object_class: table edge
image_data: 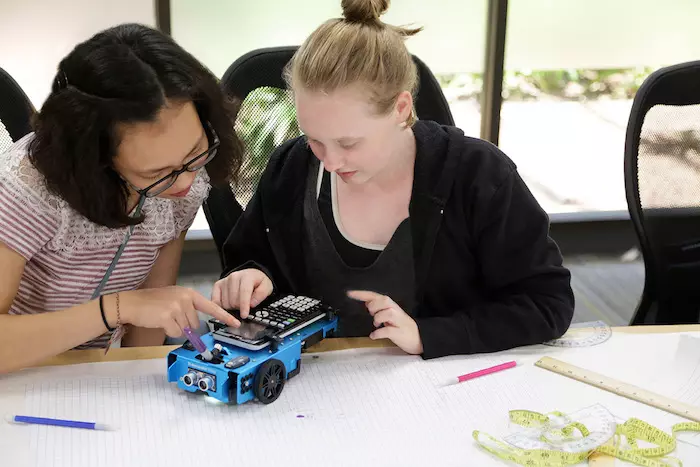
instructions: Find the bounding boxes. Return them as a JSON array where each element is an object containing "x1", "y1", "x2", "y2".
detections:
[{"x1": 32, "y1": 324, "x2": 700, "y2": 368}]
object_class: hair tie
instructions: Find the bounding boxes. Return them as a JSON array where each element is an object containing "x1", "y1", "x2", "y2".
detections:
[{"x1": 55, "y1": 70, "x2": 69, "y2": 90}]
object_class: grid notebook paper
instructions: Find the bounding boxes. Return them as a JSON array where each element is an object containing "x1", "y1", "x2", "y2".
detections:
[{"x1": 1, "y1": 333, "x2": 700, "y2": 467}]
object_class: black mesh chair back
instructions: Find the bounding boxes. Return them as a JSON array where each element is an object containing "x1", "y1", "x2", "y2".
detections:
[
  {"x1": 0, "y1": 67, "x2": 35, "y2": 153},
  {"x1": 205, "y1": 45, "x2": 455, "y2": 261},
  {"x1": 625, "y1": 60, "x2": 700, "y2": 325},
  {"x1": 222, "y1": 47, "x2": 302, "y2": 210}
]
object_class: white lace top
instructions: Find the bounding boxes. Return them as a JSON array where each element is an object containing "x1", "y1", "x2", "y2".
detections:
[{"x1": 0, "y1": 134, "x2": 211, "y2": 349}]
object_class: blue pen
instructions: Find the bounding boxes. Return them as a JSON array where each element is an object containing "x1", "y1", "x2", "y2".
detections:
[{"x1": 7, "y1": 415, "x2": 114, "y2": 431}]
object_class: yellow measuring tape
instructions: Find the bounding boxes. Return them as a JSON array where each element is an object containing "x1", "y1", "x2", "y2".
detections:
[{"x1": 473, "y1": 409, "x2": 700, "y2": 466}]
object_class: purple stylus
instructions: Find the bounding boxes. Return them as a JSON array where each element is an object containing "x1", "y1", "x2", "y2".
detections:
[{"x1": 183, "y1": 327, "x2": 213, "y2": 361}]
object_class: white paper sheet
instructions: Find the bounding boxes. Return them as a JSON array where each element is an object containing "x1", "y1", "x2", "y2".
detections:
[{"x1": 1, "y1": 332, "x2": 699, "y2": 467}]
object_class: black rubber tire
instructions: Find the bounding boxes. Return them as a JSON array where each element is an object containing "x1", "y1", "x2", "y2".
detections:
[{"x1": 254, "y1": 358, "x2": 286, "y2": 404}]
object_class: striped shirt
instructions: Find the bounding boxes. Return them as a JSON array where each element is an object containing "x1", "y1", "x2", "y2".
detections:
[{"x1": 0, "y1": 134, "x2": 210, "y2": 349}]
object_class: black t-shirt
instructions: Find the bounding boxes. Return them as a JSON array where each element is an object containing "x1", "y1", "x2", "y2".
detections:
[{"x1": 316, "y1": 169, "x2": 381, "y2": 268}]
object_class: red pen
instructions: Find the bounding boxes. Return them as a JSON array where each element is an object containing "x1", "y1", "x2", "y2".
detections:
[{"x1": 445, "y1": 361, "x2": 517, "y2": 386}]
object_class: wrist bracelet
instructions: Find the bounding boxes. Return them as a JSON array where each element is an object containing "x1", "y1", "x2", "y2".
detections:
[
  {"x1": 99, "y1": 295, "x2": 114, "y2": 332},
  {"x1": 115, "y1": 292, "x2": 121, "y2": 327}
]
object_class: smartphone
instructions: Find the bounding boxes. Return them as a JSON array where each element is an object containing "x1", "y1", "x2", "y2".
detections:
[{"x1": 211, "y1": 321, "x2": 276, "y2": 351}]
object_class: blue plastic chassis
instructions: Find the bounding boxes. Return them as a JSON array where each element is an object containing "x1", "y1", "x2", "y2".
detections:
[{"x1": 167, "y1": 314, "x2": 338, "y2": 404}]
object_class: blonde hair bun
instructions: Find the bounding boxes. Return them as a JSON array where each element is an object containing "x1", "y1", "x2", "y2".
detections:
[
  {"x1": 341, "y1": 0, "x2": 389, "y2": 24},
  {"x1": 285, "y1": 0, "x2": 423, "y2": 126}
]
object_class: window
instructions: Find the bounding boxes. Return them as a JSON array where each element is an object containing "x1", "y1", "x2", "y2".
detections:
[
  {"x1": 172, "y1": 0, "x2": 488, "y2": 232},
  {"x1": 499, "y1": 0, "x2": 700, "y2": 215},
  {"x1": 0, "y1": 0, "x2": 155, "y2": 109},
  {"x1": 172, "y1": 0, "x2": 487, "y2": 139}
]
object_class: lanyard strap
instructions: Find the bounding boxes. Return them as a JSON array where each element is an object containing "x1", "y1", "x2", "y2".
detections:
[{"x1": 91, "y1": 195, "x2": 146, "y2": 300}]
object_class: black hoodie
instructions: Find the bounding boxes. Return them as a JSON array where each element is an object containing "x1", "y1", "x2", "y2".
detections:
[{"x1": 221, "y1": 120, "x2": 575, "y2": 359}]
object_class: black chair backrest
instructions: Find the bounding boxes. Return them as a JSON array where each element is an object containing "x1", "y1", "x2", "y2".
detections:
[
  {"x1": 625, "y1": 60, "x2": 700, "y2": 325},
  {"x1": 0, "y1": 67, "x2": 35, "y2": 153},
  {"x1": 205, "y1": 45, "x2": 455, "y2": 262}
]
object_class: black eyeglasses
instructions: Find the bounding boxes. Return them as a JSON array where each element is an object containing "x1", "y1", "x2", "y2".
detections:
[{"x1": 127, "y1": 122, "x2": 220, "y2": 197}]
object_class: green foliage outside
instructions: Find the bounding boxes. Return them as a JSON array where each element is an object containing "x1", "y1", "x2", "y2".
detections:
[
  {"x1": 233, "y1": 67, "x2": 656, "y2": 201},
  {"x1": 438, "y1": 67, "x2": 656, "y2": 101},
  {"x1": 233, "y1": 86, "x2": 300, "y2": 202}
]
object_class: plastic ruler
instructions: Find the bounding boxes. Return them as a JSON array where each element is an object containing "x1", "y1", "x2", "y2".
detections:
[{"x1": 534, "y1": 356, "x2": 700, "y2": 423}]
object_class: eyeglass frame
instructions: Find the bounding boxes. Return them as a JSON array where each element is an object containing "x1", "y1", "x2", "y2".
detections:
[{"x1": 123, "y1": 121, "x2": 220, "y2": 198}]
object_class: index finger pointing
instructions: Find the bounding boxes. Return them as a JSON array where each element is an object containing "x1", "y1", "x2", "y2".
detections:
[
  {"x1": 191, "y1": 292, "x2": 240, "y2": 327},
  {"x1": 346, "y1": 290, "x2": 383, "y2": 302}
]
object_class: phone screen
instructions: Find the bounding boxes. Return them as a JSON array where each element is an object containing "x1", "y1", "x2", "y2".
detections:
[{"x1": 222, "y1": 321, "x2": 272, "y2": 342}]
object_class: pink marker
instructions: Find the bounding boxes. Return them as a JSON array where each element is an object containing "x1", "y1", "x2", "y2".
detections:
[{"x1": 445, "y1": 361, "x2": 517, "y2": 386}]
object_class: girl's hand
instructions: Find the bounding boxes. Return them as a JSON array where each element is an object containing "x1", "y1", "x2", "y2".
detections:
[
  {"x1": 211, "y1": 269, "x2": 274, "y2": 318},
  {"x1": 347, "y1": 290, "x2": 423, "y2": 355},
  {"x1": 117, "y1": 286, "x2": 240, "y2": 338}
]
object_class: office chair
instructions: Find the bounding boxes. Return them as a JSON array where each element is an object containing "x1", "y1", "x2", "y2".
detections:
[
  {"x1": 206, "y1": 45, "x2": 455, "y2": 263},
  {"x1": 625, "y1": 60, "x2": 700, "y2": 325},
  {"x1": 0, "y1": 67, "x2": 35, "y2": 153}
]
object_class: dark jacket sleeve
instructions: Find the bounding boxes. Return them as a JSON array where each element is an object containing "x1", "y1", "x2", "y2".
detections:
[
  {"x1": 416, "y1": 167, "x2": 575, "y2": 359},
  {"x1": 219, "y1": 189, "x2": 279, "y2": 291}
]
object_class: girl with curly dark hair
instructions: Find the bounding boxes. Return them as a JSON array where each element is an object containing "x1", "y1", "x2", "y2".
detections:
[{"x1": 0, "y1": 23, "x2": 242, "y2": 373}]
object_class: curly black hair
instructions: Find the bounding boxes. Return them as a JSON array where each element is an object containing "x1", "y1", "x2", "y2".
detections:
[{"x1": 28, "y1": 23, "x2": 243, "y2": 228}]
